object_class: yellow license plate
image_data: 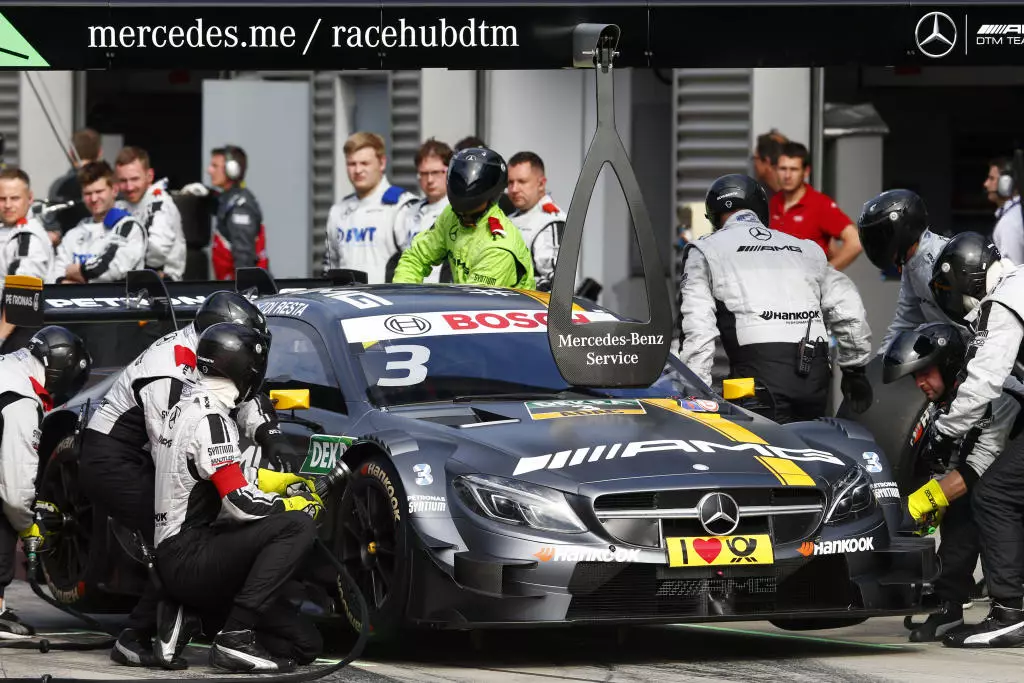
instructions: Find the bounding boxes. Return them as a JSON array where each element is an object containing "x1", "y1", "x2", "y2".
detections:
[{"x1": 666, "y1": 535, "x2": 774, "y2": 567}]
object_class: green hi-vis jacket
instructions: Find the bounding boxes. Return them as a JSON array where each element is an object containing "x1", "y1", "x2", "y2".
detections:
[{"x1": 392, "y1": 204, "x2": 536, "y2": 289}]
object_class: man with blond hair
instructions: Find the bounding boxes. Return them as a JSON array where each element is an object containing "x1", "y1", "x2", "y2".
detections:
[
  {"x1": 115, "y1": 146, "x2": 186, "y2": 281},
  {"x1": 322, "y1": 132, "x2": 417, "y2": 283}
]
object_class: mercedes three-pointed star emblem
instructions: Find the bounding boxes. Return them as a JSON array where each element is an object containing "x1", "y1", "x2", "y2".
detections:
[
  {"x1": 915, "y1": 11, "x2": 957, "y2": 59},
  {"x1": 697, "y1": 492, "x2": 741, "y2": 536},
  {"x1": 749, "y1": 226, "x2": 771, "y2": 241}
]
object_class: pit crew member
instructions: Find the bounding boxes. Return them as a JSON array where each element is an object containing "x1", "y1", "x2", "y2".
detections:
[
  {"x1": 391, "y1": 138, "x2": 453, "y2": 283},
  {"x1": 79, "y1": 292, "x2": 294, "y2": 668},
  {"x1": 882, "y1": 321, "x2": 1023, "y2": 641},
  {"x1": 115, "y1": 146, "x2": 186, "y2": 281},
  {"x1": 0, "y1": 326, "x2": 91, "y2": 636},
  {"x1": 153, "y1": 322, "x2": 323, "y2": 673},
  {"x1": 53, "y1": 161, "x2": 147, "y2": 284},
  {"x1": 505, "y1": 151, "x2": 565, "y2": 290},
  {"x1": 322, "y1": 132, "x2": 418, "y2": 283},
  {"x1": 392, "y1": 148, "x2": 535, "y2": 289},
  {"x1": 678, "y1": 173, "x2": 873, "y2": 423},
  {"x1": 925, "y1": 231, "x2": 1024, "y2": 648}
]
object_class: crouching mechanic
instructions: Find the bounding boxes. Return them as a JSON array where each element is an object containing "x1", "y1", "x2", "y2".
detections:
[
  {"x1": 924, "y1": 231, "x2": 1024, "y2": 647},
  {"x1": 0, "y1": 326, "x2": 92, "y2": 636},
  {"x1": 392, "y1": 148, "x2": 535, "y2": 289},
  {"x1": 78, "y1": 291, "x2": 297, "y2": 667},
  {"x1": 882, "y1": 321, "x2": 1023, "y2": 641},
  {"x1": 679, "y1": 173, "x2": 874, "y2": 423},
  {"x1": 153, "y1": 322, "x2": 324, "y2": 673}
]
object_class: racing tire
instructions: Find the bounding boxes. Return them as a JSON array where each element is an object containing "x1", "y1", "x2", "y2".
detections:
[
  {"x1": 835, "y1": 356, "x2": 930, "y2": 494},
  {"x1": 769, "y1": 617, "x2": 868, "y2": 631},
  {"x1": 333, "y1": 451, "x2": 411, "y2": 641},
  {"x1": 35, "y1": 434, "x2": 94, "y2": 607}
]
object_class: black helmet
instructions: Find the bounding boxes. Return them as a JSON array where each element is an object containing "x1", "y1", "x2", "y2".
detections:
[
  {"x1": 194, "y1": 291, "x2": 269, "y2": 339},
  {"x1": 857, "y1": 189, "x2": 929, "y2": 271},
  {"x1": 26, "y1": 325, "x2": 92, "y2": 406},
  {"x1": 881, "y1": 322, "x2": 966, "y2": 394},
  {"x1": 704, "y1": 174, "x2": 769, "y2": 230},
  {"x1": 929, "y1": 231, "x2": 1002, "y2": 326},
  {"x1": 446, "y1": 148, "x2": 507, "y2": 223},
  {"x1": 195, "y1": 323, "x2": 270, "y2": 405}
]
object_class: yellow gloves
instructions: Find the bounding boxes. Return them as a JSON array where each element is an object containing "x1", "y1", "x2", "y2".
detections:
[
  {"x1": 257, "y1": 468, "x2": 315, "y2": 495},
  {"x1": 908, "y1": 479, "x2": 949, "y2": 535},
  {"x1": 282, "y1": 492, "x2": 324, "y2": 521}
]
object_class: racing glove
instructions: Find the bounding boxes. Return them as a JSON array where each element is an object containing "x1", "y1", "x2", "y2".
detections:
[
  {"x1": 256, "y1": 426, "x2": 299, "y2": 472},
  {"x1": 281, "y1": 491, "x2": 324, "y2": 521},
  {"x1": 907, "y1": 479, "x2": 949, "y2": 524},
  {"x1": 840, "y1": 366, "x2": 873, "y2": 414},
  {"x1": 256, "y1": 468, "x2": 315, "y2": 496}
]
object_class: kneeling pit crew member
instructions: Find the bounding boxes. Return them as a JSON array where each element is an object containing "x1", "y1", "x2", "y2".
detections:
[
  {"x1": 924, "y1": 231, "x2": 1024, "y2": 648},
  {"x1": 153, "y1": 322, "x2": 324, "y2": 673},
  {"x1": 79, "y1": 291, "x2": 296, "y2": 668},
  {"x1": 392, "y1": 147, "x2": 535, "y2": 289},
  {"x1": 882, "y1": 321, "x2": 1023, "y2": 641},
  {"x1": 857, "y1": 188, "x2": 965, "y2": 356},
  {"x1": 53, "y1": 161, "x2": 147, "y2": 284},
  {"x1": 0, "y1": 327, "x2": 91, "y2": 636},
  {"x1": 678, "y1": 173, "x2": 874, "y2": 424}
]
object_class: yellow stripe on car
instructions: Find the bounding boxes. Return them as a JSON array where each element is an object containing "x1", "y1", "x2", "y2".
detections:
[
  {"x1": 513, "y1": 289, "x2": 584, "y2": 311},
  {"x1": 754, "y1": 455, "x2": 815, "y2": 487},
  {"x1": 641, "y1": 399, "x2": 767, "y2": 444}
]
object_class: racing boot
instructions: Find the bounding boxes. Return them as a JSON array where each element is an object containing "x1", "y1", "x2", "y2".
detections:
[
  {"x1": 0, "y1": 606, "x2": 34, "y2": 639},
  {"x1": 210, "y1": 629, "x2": 296, "y2": 673},
  {"x1": 110, "y1": 628, "x2": 159, "y2": 667},
  {"x1": 943, "y1": 602, "x2": 1024, "y2": 648},
  {"x1": 905, "y1": 600, "x2": 963, "y2": 642},
  {"x1": 153, "y1": 599, "x2": 202, "y2": 669}
]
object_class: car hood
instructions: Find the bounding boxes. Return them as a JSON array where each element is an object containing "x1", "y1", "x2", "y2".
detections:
[{"x1": 384, "y1": 397, "x2": 856, "y2": 490}]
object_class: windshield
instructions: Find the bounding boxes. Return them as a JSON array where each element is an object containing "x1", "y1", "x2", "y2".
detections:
[{"x1": 342, "y1": 309, "x2": 714, "y2": 407}]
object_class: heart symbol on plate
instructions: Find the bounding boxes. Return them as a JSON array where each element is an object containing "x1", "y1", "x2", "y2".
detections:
[{"x1": 693, "y1": 538, "x2": 723, "y2": 564}]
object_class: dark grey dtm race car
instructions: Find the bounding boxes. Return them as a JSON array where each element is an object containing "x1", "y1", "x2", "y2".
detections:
[{"x1": 25, "y1": 272, "x2": 936, "y2": 638}]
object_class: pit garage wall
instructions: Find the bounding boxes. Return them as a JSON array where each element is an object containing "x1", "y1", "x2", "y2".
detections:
[{"x1": 18, "y1": 71, "x2": 75, "y2": 201}]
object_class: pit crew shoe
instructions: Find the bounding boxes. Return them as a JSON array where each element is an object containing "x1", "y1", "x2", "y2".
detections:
[
  {"x1": 110, "y1": 628, "x2": 159, "y2": 667},
  {"x1": 153, "y1": 600, "x2": 201, "y2": 669},
  {"x1": 0, "y1": 608, "x2": 34, "y2": 639},
  {"x1": 943, "y1": 603, "x2": 1024, "y2": 648},
  {"x1": 210, "y1": 630, "x2": 296, "y2": 673},
  {"x1": 907, "y1": 601, "x2": 963, "y2": 642}
]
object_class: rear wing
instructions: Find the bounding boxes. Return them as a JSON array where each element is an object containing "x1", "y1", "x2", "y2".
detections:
[{"x1": 2, "y1": 267, "x2": 368, "y2": 328}]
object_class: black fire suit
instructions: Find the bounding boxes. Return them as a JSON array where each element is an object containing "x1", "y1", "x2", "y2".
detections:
[
  {"x1": 679, "y1": 210, "x2": 872, "y2": 422},
  {"x1": 78, "y1": 322, "x2": 282, "y2": 633},
  {"x1": 933, "y1": 264, "x2": 1024, "y2": 609},
  {"x1": 152, "y1": 389, "x2": 321, "y2": 664}
]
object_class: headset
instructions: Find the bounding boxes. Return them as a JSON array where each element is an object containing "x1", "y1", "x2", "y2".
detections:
[
  {"x1": 997, "y1": 159, "x2": 1016, "y2": 199},
  {"x1": 223, "y1": 145, "x2": 245, "y2": 182}
]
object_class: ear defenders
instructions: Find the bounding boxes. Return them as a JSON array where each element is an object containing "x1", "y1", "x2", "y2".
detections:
[
  {"x1": 223, "y1": 146, "x2": 244, "y2": 182},
  {"x1": 997, "y1": 161, "x2": 1016, "y2": 199}
]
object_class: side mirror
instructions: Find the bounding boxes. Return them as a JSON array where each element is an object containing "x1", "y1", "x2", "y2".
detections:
[
  {"x1": 722, "y1": 378, "x2": 756, "y2": 401},
  {"x1": 270, "y1": 389, "x2": 310, "y2": 411}
]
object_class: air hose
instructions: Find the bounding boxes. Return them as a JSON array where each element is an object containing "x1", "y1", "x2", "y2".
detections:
[{"x1": 2, "y1": 463, "x2": 371, "y2": 682}]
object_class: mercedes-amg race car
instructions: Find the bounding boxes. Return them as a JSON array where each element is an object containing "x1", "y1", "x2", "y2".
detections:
[{"x1": 23, "y1": 271, "x2": 936, "y2": 637}]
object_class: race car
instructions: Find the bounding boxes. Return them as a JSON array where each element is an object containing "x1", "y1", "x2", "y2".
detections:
[{"x1": 22, "y1": 271, "x2": 937, "y2": 637}]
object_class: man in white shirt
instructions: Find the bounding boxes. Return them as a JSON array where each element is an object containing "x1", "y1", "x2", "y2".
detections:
[
  {"x1": 115, "y1": 146, "x2": 186, "y2": 281},
  {"x1": 391, "y1": 138, "x2": 453, "y2": 283},
  {"x1": 322, "y1": 132, "x2": 418, "y2": 283},
  {"x1": 983, "y1": 157, "x2": 1024, "y2": 265},
  {"x1": 505, "y1": 151, "x2": 565, "y2": 290}
]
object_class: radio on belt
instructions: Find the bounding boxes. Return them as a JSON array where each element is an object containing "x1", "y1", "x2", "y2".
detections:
[{"x1": 796, "y1": 314, "x2": 815, "y2": 377}]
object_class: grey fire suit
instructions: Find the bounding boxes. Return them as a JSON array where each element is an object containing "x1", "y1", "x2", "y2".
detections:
[
  {"x1": 0, "y1": 217, "x2": 56, "y2": 287},
  {"x1": 508, "y1": 193, "x2": 564, "y2": 290},
  {"x1": 53, "y1": 211, "x2": 147, "y2": 283},
  {"x1": 992, "y1": 197, "x2": 1024, "y2": 268},
  {"x1": 679, "y1": 209, "x2": 872, "y2": 388},
  {"x1": 392, "y1": 196, "x2": 450, "y2": 283},
  {"x1": 117, "y1": 179, "x2": 186, "y2": 281},
  {"x1": 877, "y1": 228, "x2": 965, "y2": 355}
]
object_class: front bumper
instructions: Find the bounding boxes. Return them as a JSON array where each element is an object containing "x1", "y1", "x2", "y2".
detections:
[{"x1": 405, "y1": 527, "x2": 938, "y2": 628}]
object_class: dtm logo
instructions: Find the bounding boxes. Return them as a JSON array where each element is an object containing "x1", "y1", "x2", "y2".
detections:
[{"x1": 338, "y1": 227, "x2": 377, "y2": 242}]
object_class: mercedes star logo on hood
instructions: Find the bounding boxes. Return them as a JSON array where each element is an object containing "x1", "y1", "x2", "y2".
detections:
[
  {"x1": 915, "y1": 11, "x2": 957, "y2": 59},
  {"x1": 698, "y1": 492, "x2": 740, "y2": 536}
]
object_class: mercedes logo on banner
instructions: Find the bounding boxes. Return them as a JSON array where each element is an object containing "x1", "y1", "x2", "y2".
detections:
[
  {"x1": 697, "y1": 492, "x2": 741, "y2": 536},
  {"x1": 915, "y1": 11, "x2": 957, "y2": 59}
]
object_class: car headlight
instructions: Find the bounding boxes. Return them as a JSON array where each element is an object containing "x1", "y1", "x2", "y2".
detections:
[
  {"x1": 823, "y1": 465, "x2": 876, "y2": 525},
  {"x1": 453, "y1": 474, "x2": 588, "y2": 534}
]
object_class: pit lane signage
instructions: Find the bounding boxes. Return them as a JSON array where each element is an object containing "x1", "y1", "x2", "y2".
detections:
[
  {"x1": 524, "y1": 398, "x2": 646, "y2": 420},
  {"x1": 300, "y1": 434, "x2": 354, "y2": 475}
]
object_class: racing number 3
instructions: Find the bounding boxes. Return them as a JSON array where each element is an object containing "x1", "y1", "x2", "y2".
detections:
[{"x1": 377, "y1": 344, "x2": 431, "y2": 387}]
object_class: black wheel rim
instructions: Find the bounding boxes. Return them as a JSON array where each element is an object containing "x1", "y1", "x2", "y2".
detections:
[
  {"x1": 38, "y1": 453, "x2": 92, "y2": 591},
  {"x1": 338, "y1": 476, "x2": 400, "y2": 611}
]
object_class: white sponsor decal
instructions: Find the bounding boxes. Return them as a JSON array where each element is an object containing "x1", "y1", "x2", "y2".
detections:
[
  {"x1": 871, "y1": 481, "x2": 900, "y2": 499},
  {"x1": 341, "y1": 309, "x2": 618, "y2": 343},
  {"x1": 413, "y1": 463, "x2": 433, "y2": 486},
  {"x1": 861, "y1": 451, "x2": 883, "y2": 473},
  {"x1": 322, "y1": 290, "x2": 393, "y2": 309},
  {"x1": 257, "y1": 300, "x2": 310, "y2": 317},
  {"x1": 512, "y1": 439, "x2": 846, "y2": 476},
  {"x1": 533, "y1": 546, "x2": 641, "y2": 563},
  {"x1": 798, "y1": 536, "x2": 875, "y2": 557},
  {"x1": 45, "y1": 295, "x2": 208, "y2": 309},
  {"x1": 408, "y1": 495, "x2": 446, "y2": 513}
]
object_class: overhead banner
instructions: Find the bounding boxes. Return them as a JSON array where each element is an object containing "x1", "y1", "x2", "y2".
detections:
[{"x1": 2, "y1": 4, "x2": 1023, "y2": 69}]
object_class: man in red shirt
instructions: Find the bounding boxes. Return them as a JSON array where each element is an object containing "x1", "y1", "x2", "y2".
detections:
[{"x1": 769, "y1": 141, "x2": 863, "y2": 271}]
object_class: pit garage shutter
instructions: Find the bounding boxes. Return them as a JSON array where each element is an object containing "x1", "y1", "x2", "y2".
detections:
[
  {"x1": 388, "y1": 70, "x2": 422, "y2": 195},
  {"x1": 0, "y1": 73, "x2": 19, "y2": 167},
  {"x1": 672, "y1": 68, "x2": 752, "y2": 214},
  {"x1": 309, "y1": 72, "x2": 336, "y2": 275}
]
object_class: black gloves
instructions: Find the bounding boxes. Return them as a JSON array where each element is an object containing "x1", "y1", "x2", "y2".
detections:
[
  {"x1": 255, "y1": 423, "x2": 299, "y2": 472},
  {"x1": 840, "y1": 365, "x2": 873, "y2": 414}
]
